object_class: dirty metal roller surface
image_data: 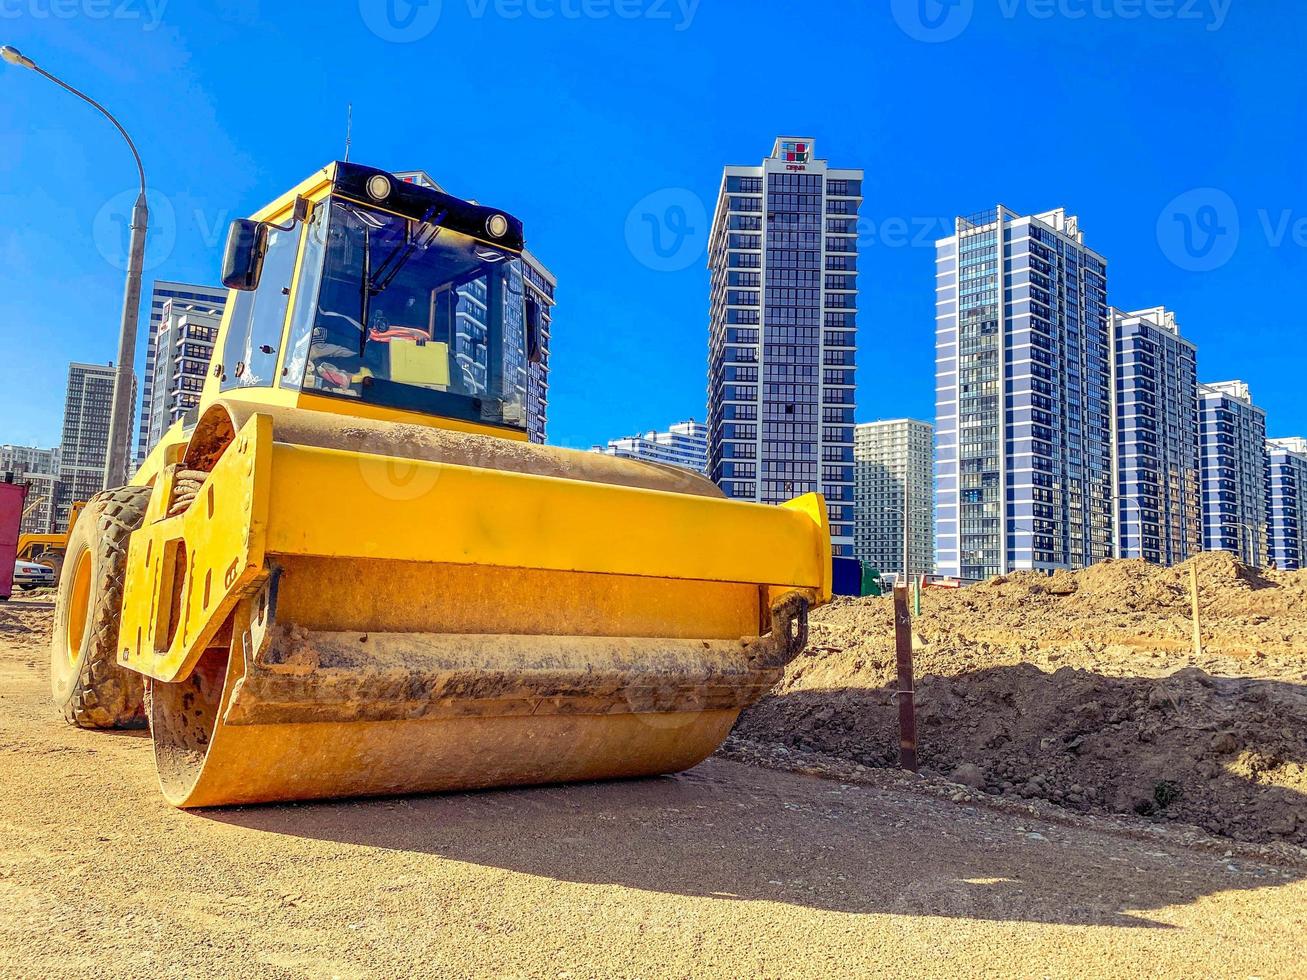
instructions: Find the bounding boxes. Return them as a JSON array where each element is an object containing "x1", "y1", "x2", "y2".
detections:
[{"x1": 150, "y1": 590, "x2": 810, "y2": 807}]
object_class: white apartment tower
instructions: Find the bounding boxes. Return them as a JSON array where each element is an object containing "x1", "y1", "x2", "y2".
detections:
[
  {"x1": 854, "y1": 419, "x2": 934, "y2": 578},
  {"x1": 136, "y1": 281, "x2": 229, "y2": 464},
  {"x1": 140, "y1": 298, "x2": 225, "y2": 456},
  {"x1": 1267, "y1": 436, "x2": 1305, "y2": 570},
  {"x1": 1109, "y1": 306, "x2": 1201, "y2": 565},
  {"x1": 935, "y1": 206, "x2": 1112, "y2": 579},
  {"x1": 593, "y1": 420, "x2": 708, "y2": 475},
  {"x1": 57, "y1": 362, "x2": 119, "y2": 530},
  {"x1": 1198, "y1": 381, "x2": 1269, "y2": 565}
]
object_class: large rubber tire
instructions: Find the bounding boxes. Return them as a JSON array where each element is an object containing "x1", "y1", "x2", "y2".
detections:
[{"x1": 50, "y1": 486, "x2": 152, "y2": 729}]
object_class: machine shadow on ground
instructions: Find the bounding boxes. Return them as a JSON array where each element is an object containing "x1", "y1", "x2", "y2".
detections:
[{"x1": 204, "y1": 752, "x2": 1304, "y2": 929}]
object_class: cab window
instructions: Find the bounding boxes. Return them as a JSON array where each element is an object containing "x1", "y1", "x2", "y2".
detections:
[{"x1": 220, "y1": 222, "x2": 303, "y2": 390}]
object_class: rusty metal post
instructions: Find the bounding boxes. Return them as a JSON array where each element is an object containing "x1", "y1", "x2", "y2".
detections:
[
  {"x1": 1189, "y1": 562, "x2": 1203, "y2": 658},
  {"x1": 893, "y1": 583, "x2": 918, "y2": 772}
]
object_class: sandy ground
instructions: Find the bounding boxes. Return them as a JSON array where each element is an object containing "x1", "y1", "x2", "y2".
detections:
[{"x1": 1, "y1": 601, "x2": 1305, "y2": 978}]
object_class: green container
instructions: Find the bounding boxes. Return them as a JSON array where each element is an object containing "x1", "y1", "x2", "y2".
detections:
[{"x1": 860, "y1": 563, "x2": 883, "y2": 597}]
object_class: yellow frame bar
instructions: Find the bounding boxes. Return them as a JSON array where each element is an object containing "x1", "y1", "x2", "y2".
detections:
[
  {"x1": 263, "y1": 442, "x2": 829, "y2": 589},
  {"x1": 119, "y1": 416, "x2": 273, "y2": 683}
]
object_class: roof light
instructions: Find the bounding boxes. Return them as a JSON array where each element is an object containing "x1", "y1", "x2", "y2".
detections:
[
  {"x1": 486, "y1": 213, "x2": 509, "y2": 238},
  {"x1": 366, "y1": 174, "x2": 392, "y2": 201}
]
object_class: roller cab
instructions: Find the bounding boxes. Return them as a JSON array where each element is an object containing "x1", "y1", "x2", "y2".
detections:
[{"x1": 53, "y1": 163, "x2": 832, "y2": 808}]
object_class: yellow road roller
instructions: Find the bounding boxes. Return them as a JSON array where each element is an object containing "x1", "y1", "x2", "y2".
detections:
[{"x1": 50, "y1": 162, "x2": 831, "y2": 807}]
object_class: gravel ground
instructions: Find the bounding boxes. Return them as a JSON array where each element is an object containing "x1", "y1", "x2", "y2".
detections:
[{"x1": 1, "y1": 601, "x2": 1305, "y2": 978}]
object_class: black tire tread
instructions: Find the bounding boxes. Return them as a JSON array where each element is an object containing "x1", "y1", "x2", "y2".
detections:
[{"x1": 57, "y1": 486, "x2": 151, "y2": 729}]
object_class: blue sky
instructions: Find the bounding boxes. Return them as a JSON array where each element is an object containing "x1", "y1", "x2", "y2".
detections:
[{"x1": 1, "y1": 0, "x2": 1303, "y2": 451}]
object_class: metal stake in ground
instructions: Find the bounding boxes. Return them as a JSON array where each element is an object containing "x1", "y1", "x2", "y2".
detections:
[{"x1": 893, "y1": 583, "x2": 918, "y2": 772}]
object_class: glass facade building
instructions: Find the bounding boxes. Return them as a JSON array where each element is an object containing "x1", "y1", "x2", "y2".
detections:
[
  {"x1": 593, "y1": 420, "x2": 708, "y2": 475},
  {"x1": 935, "y1": 206, "x2": 1112, "y2": 579},
  {"x1": 139, "y1": 299, "x2": 225, "y2": 459},
  {"x1": 57, "y1": 362, "x2": 121, "y2": 530},
  {"x1": 1198, "y1": 381, "x2": 1269, "y2": 565},
  {"x1": 707, "y1": 138, "x2": 860, "y2": 557},
  {"x1": 853, "y1": 419, "x2": 934, "y2": 578},
  {"x1": 1109, "y1": 307, "x2": 1200, "y2": 565},
  {"x1": 136, "y1": 281, "x2": 229, "y2": 464},
  {"x1": 1267, "y1": 436, "x2": 1306, "y2": 570},
  {"x1": 521, "y1": 253, "x2": 556, "y2": 444}
]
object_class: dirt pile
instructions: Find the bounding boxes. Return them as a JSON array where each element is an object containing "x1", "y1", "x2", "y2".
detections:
[{"x1": 734, "y1": 553, "x2": 1307, "y2": 848}]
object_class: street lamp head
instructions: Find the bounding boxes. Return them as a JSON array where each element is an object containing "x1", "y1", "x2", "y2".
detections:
[{"x1": 1, "y1": 45, "x2": 36, "y2": 69}]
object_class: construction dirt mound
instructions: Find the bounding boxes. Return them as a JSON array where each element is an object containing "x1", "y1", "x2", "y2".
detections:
[{"x1": 734, "y1": 552, "x2": 1307, "y2": 848}]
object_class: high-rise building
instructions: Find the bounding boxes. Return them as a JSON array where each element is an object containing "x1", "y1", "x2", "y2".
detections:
[
  {"x1": 395, "y1": 170, "x2": 557, "y2": 444},
  {"x1": 935, "y1": 206, "x2": 1112, "y2": 579},
  {"x1": 18, "y1": 473, "x2": 59, "y2": 535},
  {"x1": 1109, "y1": 306, "x2": 1200, "y2": 565},
  {"x1": 1198, "y1": 381, "x2": 1269, "y2": 565},
  {"x1": 0, "y1": 445, "x2": 59, "y2": 478},
  {"x1": 136, "y1": 281, "x2": 229, "y2": 464},
  {"x1": 853, "y1": 419, "x2": 933, "y2": 579},
  {"x1": 707, "y1": 138, "x2": 861, "y2": 557},
  {"x1": 57, "y1": 362, "x2": 119, "y2": 530},
  {"x1": 139, "y1": 298, "x2": 225, "y2": 458},
  {"x1": 592, "y1": 420, "x2": 708, "y2": 475},
  {"x1": 1267, "y1": 436, "x2": 1306, "y2": 571},
  {"x1": 0, "y1": 445, "x2": 60, "y2": 534}
]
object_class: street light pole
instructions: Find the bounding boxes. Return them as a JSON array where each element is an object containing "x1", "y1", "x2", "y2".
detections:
[
  {"x1": 2, "y1": 45, "x2": 146, "y2": 490},
  {"x1": 1234, "y1": 521, "x2": 1259, "y2": 568},
  {"x1": 881, "y1": 502, "x2": 931, "y2": 585}
]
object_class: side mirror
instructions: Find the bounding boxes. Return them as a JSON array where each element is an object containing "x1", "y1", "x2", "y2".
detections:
[
  {"x1": 526, "y1": 296, "x2": 542, "y2": 365},
  {"x1": 221, "y1": 218, "x2": 268, "y2": 291}
]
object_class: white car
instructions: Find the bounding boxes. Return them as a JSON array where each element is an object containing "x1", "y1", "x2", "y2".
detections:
[{"x1": 12, "y1": 559, "x2": 56, "y2": 592}]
